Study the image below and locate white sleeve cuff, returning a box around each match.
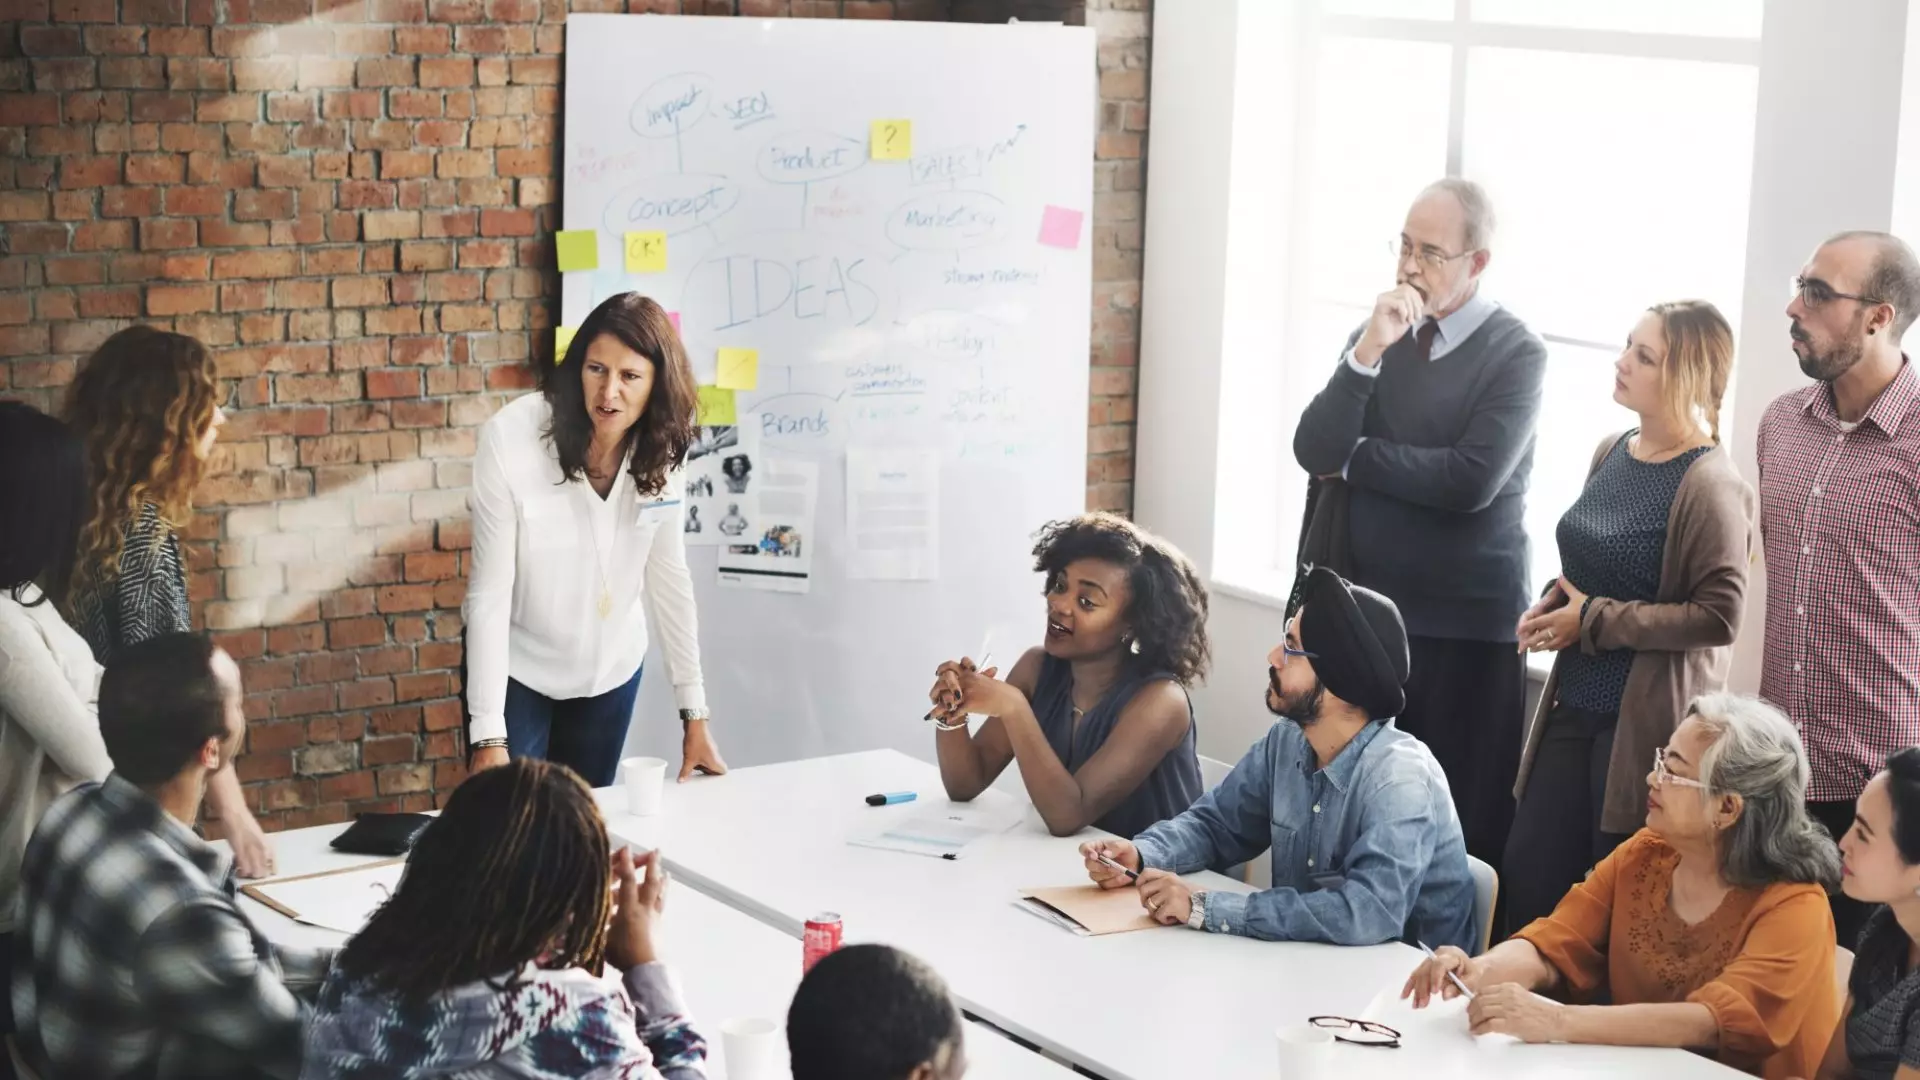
[1343,347,1381,377]
[672,684,709,713]
[468,712,507,744]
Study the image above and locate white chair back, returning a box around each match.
[1836,945,1855,999]
[1466,854,1499,955]
[1197,755,1268,885]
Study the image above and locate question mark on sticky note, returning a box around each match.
[871,119,912,161]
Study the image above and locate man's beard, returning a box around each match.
[1266,666,1327,727]
[1793,318,1866,381]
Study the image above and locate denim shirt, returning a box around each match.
[1133,719,1476,952]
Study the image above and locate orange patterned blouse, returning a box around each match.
[1513,830,1838,1079]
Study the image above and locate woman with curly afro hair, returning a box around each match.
[928,513,1210,837]
[59,326,275,879]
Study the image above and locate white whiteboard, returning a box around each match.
[561,15,1096,768]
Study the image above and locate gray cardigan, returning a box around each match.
[1512,433,1755,834]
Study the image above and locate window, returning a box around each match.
[1273,2,1760,605]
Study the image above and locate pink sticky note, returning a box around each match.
[1038,205,1084,250]
[668,311,682,333]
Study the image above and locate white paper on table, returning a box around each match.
[1360,983,1521,1049]
[845,446,938,581]
[846,801,1024,860]
[680,424,762,547]
[717,457,817,594]
[245,861,406,936]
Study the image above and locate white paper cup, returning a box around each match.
[719,1016,781,1080]
[1275,1024,1335,1080]
[622,756,668,817]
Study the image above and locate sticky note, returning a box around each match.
[554,325,577,364]
[695,385,736,426]
[555,230,598,272]
[668,311,682,334]
[1039,205,1084,250]
[716,347,759,391]
[624,231,667,274]
[871,119,912,160]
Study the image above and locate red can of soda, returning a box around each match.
[802,912,843,973]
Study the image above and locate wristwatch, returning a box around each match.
[679,708,710,723]
[1187,890,1208,931]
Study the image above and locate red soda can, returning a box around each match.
[802,912,843,973]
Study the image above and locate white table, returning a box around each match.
[238,819,1076,1080]
[594,749,1746,1080]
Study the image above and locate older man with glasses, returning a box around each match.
[1758,229,1920,946]
[1292,178,1549,878]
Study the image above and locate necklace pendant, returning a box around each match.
[597,591,613,620]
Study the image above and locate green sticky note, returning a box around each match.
[716,347,759,391]
[555,229,599,272]
[554,325,577,365]
[695,385,736,426]
[624,231,667,274]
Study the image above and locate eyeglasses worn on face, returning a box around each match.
[1389,239,1473,272]
[1791,276,1884,310]
[1282,644,1318,666]
[1652,747,1706,790]
[1308,1016,1401,1048]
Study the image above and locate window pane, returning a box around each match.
[1472,0,1761,39]
[1462,48,1757,345]
[1523,340,1640,595]
[1303,37,1452,306]
[1323,0,1453,19]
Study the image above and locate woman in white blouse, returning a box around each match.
[465,293,726,787]
[0,403,113,1040]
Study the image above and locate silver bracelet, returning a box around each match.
[930,716,967,732]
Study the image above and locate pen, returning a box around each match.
[1094,852,1139,882]
[1418,940,1474,1000]
[865,791,917,806]
[924,637,995,723]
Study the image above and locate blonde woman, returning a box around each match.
[1504,300,1753,934]
[61,326,273,877]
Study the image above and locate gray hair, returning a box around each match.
[1824,229,1920,339]
[1419,177,1497,252]
[1690,692,1840,889]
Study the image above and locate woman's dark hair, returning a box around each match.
[541,292,696,499]
[1884,747,1920,865]
[335,759,613,1001]
[1031,512,1210,685]
[99,632,227,785]
[0,401,87,606]
[722,454,751,479]
[788,944,961,1080]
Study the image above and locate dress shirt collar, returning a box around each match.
[1802,356,1917,438]
[1290,718,1389,794]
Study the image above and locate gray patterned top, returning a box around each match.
[69,501,190,665]
[1848,905,1920,1080]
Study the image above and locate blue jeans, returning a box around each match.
[504,665,643,788]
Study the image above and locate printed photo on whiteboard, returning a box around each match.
[718,458,818,595]
[682,424,761,547]
[846,446,939,581]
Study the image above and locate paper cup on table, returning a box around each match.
[719,1016,781,1080]
[1275,1024,1335,1080]
[621,756,668,817]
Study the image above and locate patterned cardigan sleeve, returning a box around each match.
[112,505,192,649]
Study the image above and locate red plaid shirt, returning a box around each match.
[1757,359,1920,802]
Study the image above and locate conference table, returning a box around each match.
[239,808,1076,1079]
[590,749,1748,1080]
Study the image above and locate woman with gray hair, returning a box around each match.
[1404,693,1840,1078]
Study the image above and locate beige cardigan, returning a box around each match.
[1512,433,1755,835]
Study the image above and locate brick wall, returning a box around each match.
[0,0,1151,824]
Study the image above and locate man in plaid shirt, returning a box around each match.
[1759,229,1920,946]
[10,633,333,1079]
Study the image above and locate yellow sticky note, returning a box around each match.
[554,325,577,365]
[871,119,912,160]
[555,229,598,272]
[624,231,667,274]
[695,385,736,426]
[716,347,759,391]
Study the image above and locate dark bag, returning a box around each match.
[329,812,433,856]
[1285,476,1353,618]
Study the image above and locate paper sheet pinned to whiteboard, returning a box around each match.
[718,457,817,594]
[846,446,938,581]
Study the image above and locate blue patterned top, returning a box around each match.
[1555,434,1709,712]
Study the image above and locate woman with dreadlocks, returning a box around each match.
[301,759,708,1079]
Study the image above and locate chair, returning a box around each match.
[1836,945,1854,999]
[1197,755,1268,885]
[1465,855,1499,955]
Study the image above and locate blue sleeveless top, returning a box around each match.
[1029,653,1203,838]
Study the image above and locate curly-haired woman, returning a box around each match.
[60,326,273,878]
[928,513,1210,837]
[465,293,726,789]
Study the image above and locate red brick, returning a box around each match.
[61,154,121,187]
[51,0,114,20]
[331,276,389,307]
[234,188,295,220]
[203,220,271,247]
[125,153,186,184]
[327,616,386,648]
[162,185,227,216]
[77,287,142,318]
[356,57,414,88]
[318,770,376,802]
[276,372,361,402]
[147,283,217,315]
[0,191,51,222]
[139,217,197,250]
[365,367,420,399]
[22,25,84,55]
